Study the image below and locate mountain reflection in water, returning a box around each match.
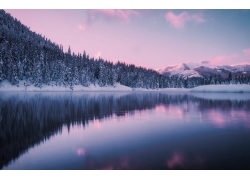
[0,92,250,170]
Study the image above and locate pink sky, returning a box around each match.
[4,9,250,69]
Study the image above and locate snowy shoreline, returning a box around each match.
[0,80,250,93]
[190,84,250,93]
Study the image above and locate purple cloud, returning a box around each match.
[87,9,139,24]
[78,24,88,31]
[208,47,250,66]
[165,11,205,29]
[243,48,250,56]
[210,53,239,65]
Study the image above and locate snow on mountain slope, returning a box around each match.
[157,63,188,75]
[157,62,209,78]
[226,64,250,72]
[161,63,190,75]
[157,61,250,79]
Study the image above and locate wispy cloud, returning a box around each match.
[87,9,139,24]
[208,47,250,65]
[78,10,138,31]
[165,11,205,29]
[95,51,101,58]
[230,62,250,66]
[243,48,250,56]
[78,24,88,31]
[209,53,239,65]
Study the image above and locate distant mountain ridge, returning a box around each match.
[157,61,250,79]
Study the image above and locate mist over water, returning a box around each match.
[1,92,250,170]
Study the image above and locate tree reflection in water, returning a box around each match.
[0,92,250,169]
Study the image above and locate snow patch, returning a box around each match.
[157,61,217,78]
[0,80,132,92]
[191,84,250,93]
[133,87,189,92]
[191,92,250,100]
[1,80,250,93]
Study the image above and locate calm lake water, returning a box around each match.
[1,92,250,170]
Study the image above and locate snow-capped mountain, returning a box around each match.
[157,61,250,79]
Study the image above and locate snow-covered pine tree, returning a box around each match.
[73,55,79,86]
[98,60,106,87]
[0,57,4,82]
[111,64,118,87]
[44,60,50,85]
[17,59,24,81]
[34,56,42,88]
[80,67,90,87]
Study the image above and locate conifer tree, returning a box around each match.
[0,58,4,82]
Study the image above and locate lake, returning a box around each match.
[1,92,250,170]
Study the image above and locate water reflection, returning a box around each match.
[167,152,204,170]
[0,92,250,169]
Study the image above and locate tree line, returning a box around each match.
[0,10,249,89]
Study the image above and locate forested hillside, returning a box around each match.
[0,10,249,89]
[0,10,169,90]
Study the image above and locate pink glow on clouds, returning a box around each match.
[231,62,250,66]
[209,53,239,65]
[165,11,205,29]
[87,9,139,24]
[4,10,249,69]
[243,48,250,56]
[94,51,101,59]
[78,24,88,31]
[208,47,250,65]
